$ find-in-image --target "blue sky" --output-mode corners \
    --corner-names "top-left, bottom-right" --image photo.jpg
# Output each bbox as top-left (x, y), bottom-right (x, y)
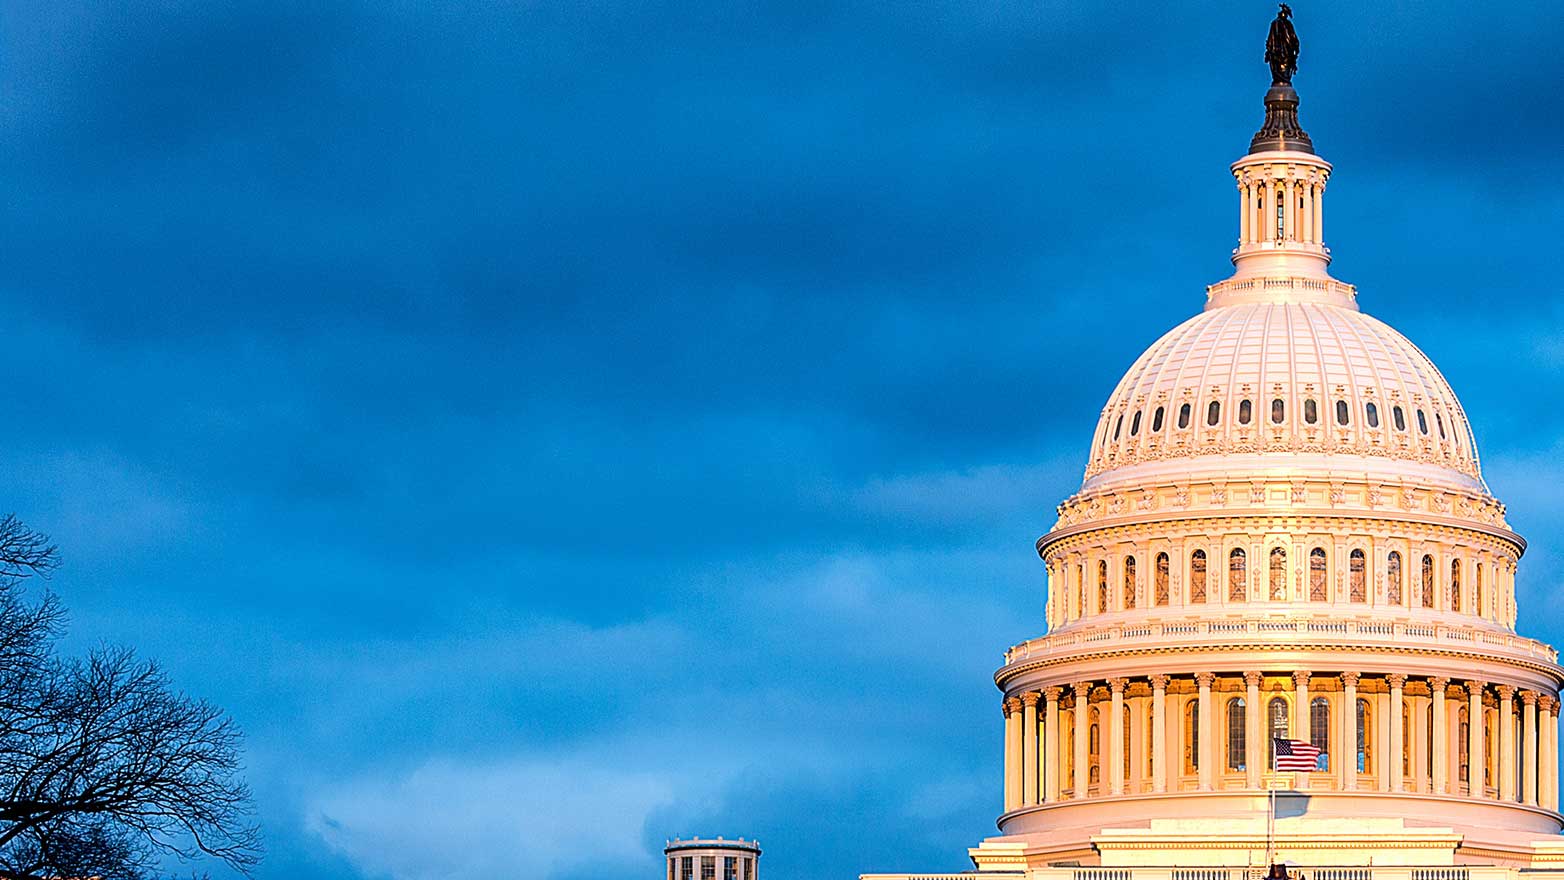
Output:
top-left (2, 2), bottom-right (1562, 879)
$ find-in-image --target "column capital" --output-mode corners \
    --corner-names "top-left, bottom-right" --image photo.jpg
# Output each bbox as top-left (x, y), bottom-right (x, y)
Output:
top-left (1243, 671), bottom-right (1262, 687)
top-left (1430, 676), bottom-right (1451, 693)
top-left (1003, 697), bottom-right (1022, 717)
top-left (1292, 670), bottom-right (1312, 688)
top-left (1542, 695), bottom-right (1557, 713)
top-left (1522, 689), bottom-right (1540, 706)
top-left (1149, 674), bottom-right (1170, 690)
top-left (1043, 686), bottom-right (1063, 702)
top-left (1020, 691), bottom-right (1041, 708)
top-left (1073, 681), bottom-right (1091, 699)
top-left (1108, 677), bottom-right (1129, 693)
top-left (1386, 673), bottom-right (1408, 688)
top-left (1195, 671), bottom-right (1216, 688)
top-left (1467, 679), bottom-right (1486, 693)
top-left (1496, 684), bottom-right (1516, 700)
top-left (1341, 671), bottom-right (1361, 688)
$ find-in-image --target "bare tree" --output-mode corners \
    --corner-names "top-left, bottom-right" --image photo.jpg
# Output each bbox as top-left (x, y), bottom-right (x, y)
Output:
top-left (0, 515), bottom-right (258, 880)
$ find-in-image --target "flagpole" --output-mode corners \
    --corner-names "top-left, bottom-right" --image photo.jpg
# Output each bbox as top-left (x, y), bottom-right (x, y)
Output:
top-left (1265, 737), bottom-right (1276, 869)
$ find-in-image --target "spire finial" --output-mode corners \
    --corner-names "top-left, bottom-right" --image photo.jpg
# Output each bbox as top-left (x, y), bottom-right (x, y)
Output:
top-left (1249, 4), bottom-right (1313, 154)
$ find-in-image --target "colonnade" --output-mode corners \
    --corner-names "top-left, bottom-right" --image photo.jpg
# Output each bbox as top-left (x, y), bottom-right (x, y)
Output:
top-left (1001, 670), bottom-right (1559, 814)
top-left (1237, 176), bottom-right (1324, 245)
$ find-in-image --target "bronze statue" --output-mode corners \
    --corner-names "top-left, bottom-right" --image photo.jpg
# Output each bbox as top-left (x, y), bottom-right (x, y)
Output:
top-left (1265, 4), bottom-right (1299, 85)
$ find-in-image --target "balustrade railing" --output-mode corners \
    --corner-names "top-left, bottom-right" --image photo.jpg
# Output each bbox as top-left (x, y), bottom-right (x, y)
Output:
top-left (1003, 617), bottom-right (1556, 666)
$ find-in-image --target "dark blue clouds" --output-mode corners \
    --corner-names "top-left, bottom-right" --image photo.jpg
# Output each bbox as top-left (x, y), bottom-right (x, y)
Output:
top-left (1, 2), bottom-right (1562, 879)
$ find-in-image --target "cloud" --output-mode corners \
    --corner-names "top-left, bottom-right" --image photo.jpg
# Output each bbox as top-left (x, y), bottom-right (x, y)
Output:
top-left (308, 754), bottom-right (681, 880)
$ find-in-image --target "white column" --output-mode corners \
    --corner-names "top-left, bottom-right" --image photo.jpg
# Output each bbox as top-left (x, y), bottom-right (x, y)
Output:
top-left (1151, 675), bottom-right (1169, 793)
top-left (1498, 686), bottom-right (1517, 802)
top-left (1524, 690), bottom-right (1539, 805)
top-left (1074, 682), bottom-right (1090, 800)
top-left (1413, 692), bottom-right (1430, 793)
top-left (1044, 687), bottom-right (1062, 802)
top-left (1265, 181), bottom-right (1278, 241)
top-left (1021, 692), bottom-right (1039, 806)
top-left (1300, 182), bottom-right (1313, 243)
top-left (1283, 179), bottom-right (1296, 241)
top-left (1197, 672), bottom-right (1215, 791)
top-left (1542, 697), bottom-right (1557, 810)
top-left (1003, 698), bottom-right (1021, 811)
top-left (1245, 672), bottom-right (1262, 788)
top-left (1313, 183), bottom-right (1324, 244)
top-left (1432, 677), bottom-right (1450, 795)
top-left (1342, 672), bottom-right (1359, 790)
top-left (1109, 678), bottom-right (1127, 796)
top-left (1293, 671), bottom-right (1311, 742)
top-left (1239, 182), bottom-right (1251, 244)
top-left (1389, 674), bottom-right (1406, 793)
top-left (1469, 681), bottom-right (1485, 798)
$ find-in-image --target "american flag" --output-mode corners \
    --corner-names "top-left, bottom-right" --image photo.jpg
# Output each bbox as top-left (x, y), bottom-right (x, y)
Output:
top-left (1273, 736), bottom-right (1322, 771)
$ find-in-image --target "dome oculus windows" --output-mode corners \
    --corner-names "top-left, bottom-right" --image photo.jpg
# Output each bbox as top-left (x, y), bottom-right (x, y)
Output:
top-left (1335, 400), bottom-right (1350, 426)
top-left (1417, 410), bottom-right (1429, 435)
top-left (1238, 399), bottom-right (1253, 425)
top-left (1207, 401), bottom-right (1221, 426)
top-left (1365, 401), bottom-right (1380, 428)
top-left (1130, 411), bottom-right (1142, 436)
top-left (1393, 406), bottom-right (1407, 431)
top-left (1304, 399), bottom-right (1318, 424)
top-left (1271, 398), bottom-right (1285, 424)
top-left (1177, 403), bottom-right (1191, 429)
top-left (1152, 406), bottom-right (1165, 433)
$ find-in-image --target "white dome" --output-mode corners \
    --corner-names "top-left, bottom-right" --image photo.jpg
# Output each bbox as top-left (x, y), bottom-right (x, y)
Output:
top-left (1081, 299), bottom-right (1483, 494)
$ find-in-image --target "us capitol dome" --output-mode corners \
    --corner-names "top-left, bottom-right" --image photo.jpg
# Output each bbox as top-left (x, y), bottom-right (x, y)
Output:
top-left (861, 8), bottom-right (1564, 880)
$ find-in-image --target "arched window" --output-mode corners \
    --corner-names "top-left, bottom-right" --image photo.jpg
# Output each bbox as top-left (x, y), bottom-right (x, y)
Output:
top-left (1476, 563), bottom-right (1485, 616)
top-left (1177, 403), bottom-right (1191, 430)
top-left (1357, 698), bottom-right (1372, 774)
top-left (1335, 400), bottom-right (1350, 426)
top-left (1387, 551), bottom-right (1404, 606)
top-left (1229, 548), bottom-right (1247, 602)
top-left (1421, 555), bottom-right (1435, 608)
top-left (1311, 697), bottom-right (1330, 771)
top-left (1309, 547), bottom-right (1328, 601)
top-left (1207, 401), bottom-right (1221, 427)
top-left (1075, 564), bottom-right (1084, 617)
top-left (1089, 709), bottom-right (1101, 785)
top-left (1436, 412), bottom-right (1446, 439)
top-left (1450, 559), bottom-right (1462, 612)
top-left (1271, 398), bottom-right (1285, 424)
top-left (1269, 546), bottom-right (1287, 601)
top-left (1063, 717), bottom-right (1075, 788)
top-left (1098, 561), bottom-right (1109, 613)
top-left (1238, 399), bottom-right (1253, 425)
top-left (1227, 697), bottom-right (1247, 770)
top-left (1130, 411), bottom-right (1142, 436)
top-left (1417, 410), bottom-right (1429, 435)
top-left (1393, 405), bottom-right (1407, 431)
top-left (1458, 705), bottom-right (1470, 783)
top-left (1349, 549), bottom-right (1367, 603)
top-left (1155, 552), bottom-right (1170, 606)
top-left (1123, 556), bottom-right (1137, 610)
top-left (1152, 406), bottom-right (1165, 433)
top-left (1304, 399), bottom-right (1319, 424)
top-left (1190, 550), bottom-right (1207, 603)
top-left (1402, 704), bottom-right (1412, 778)
top-left (1186, 701), bottom-right (1200, 774)
top-left (1267, 697), bottom-right (1289, 769)
top-left (1113, 414), bottom-right (1124, 441)
top-left (1124, 705), bottom-right (1132, 781)
top-left (1366, 401), bottom-right (1380, 428)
